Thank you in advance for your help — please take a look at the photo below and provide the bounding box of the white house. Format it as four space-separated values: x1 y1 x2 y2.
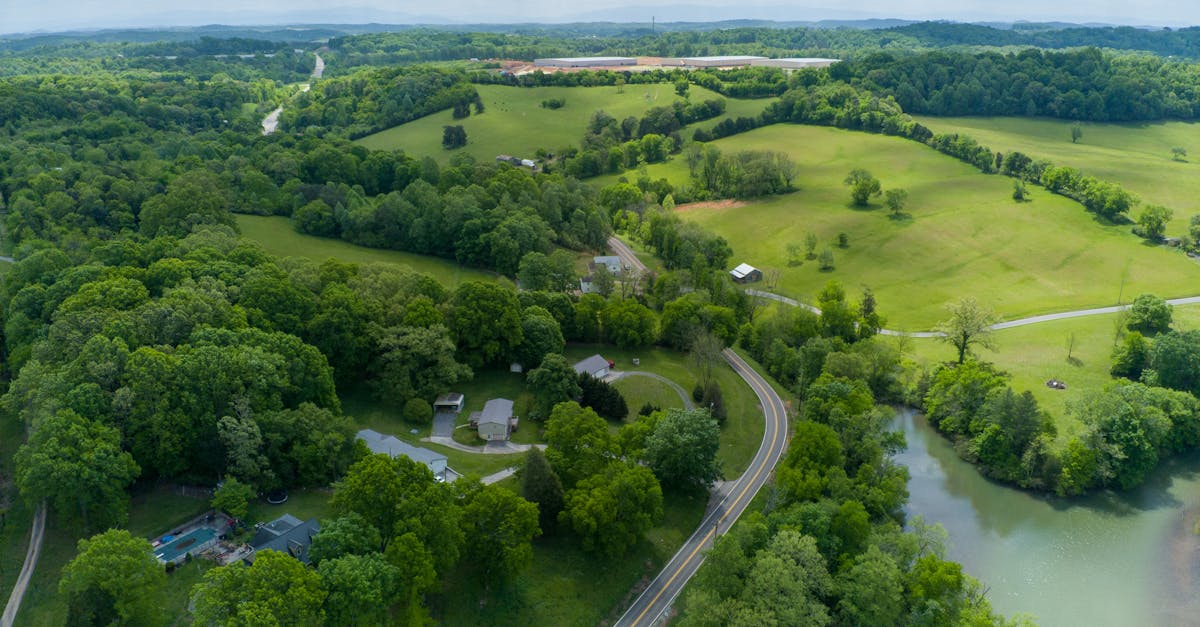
592 256 623 275
573 354 612 378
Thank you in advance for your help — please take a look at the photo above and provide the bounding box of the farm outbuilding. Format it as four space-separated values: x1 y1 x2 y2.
730 263 763 283
750 58 841 70
357 429 449 478
533 56 637 68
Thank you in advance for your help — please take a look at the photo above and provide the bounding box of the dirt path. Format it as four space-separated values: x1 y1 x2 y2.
672 199 746 213
2 503 46 627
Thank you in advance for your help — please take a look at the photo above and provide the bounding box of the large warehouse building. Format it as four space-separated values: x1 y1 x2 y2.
751 58 841 70
533 56 637 67
664 55 767 68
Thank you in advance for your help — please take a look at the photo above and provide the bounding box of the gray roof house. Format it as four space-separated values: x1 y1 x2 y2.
593 255 623 275
250 514 320 564
473 398 516 441
574 354 611 378
357 429 448 478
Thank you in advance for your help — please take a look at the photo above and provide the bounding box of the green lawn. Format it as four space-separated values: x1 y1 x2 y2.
355 83 773 164
614 376 688 420
432 490 708 627
632 124 1200 328
913 116 1200 234
235 214 501 288
908 303 1200 439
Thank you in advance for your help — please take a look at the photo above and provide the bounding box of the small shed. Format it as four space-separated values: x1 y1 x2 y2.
574 354 611 378
357 429 448 478
434 393 465 413
474 398 516 441
593 256 623 275
730 263 763 284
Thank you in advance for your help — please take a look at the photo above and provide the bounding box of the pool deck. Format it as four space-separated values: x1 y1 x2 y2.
149 510 236 564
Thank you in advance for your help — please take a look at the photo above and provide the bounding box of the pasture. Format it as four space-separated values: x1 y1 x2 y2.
235 214 500 287
634 124 1200 328
913 116 1200 234
355 83 772 164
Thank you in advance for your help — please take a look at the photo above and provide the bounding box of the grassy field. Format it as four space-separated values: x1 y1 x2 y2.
355 83 773 164
236 214 501 288
630 124 1200 328
613 376 688 420
914 116 1200 234
908 303 1200 438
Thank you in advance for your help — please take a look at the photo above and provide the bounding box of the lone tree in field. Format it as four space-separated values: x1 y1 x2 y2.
885 188 908 217
1172 147 1188 161
844 169 882 206
1071 124 1083 144
1136 204 1173 241
935 297 998 364
442 125 467 149
1012 180 1028 202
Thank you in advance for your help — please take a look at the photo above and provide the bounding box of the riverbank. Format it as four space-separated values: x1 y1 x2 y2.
894 408 1200 626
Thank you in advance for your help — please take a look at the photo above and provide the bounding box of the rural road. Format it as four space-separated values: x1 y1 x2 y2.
2 503 46 627
262 51 323 136
747 289 1200 337
615 348 788 626
607 236 648 274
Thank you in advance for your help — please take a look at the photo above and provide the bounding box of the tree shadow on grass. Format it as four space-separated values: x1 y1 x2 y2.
887 212 914 224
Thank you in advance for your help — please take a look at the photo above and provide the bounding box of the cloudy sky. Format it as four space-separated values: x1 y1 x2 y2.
3 0 1198 34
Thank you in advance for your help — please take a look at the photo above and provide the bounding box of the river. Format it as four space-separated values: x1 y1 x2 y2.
893 408 1200 626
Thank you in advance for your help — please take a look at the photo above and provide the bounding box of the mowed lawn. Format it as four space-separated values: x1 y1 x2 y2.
645 124 1200 328
355 83 772 164
908 303 1200 438
236 214 501 287
913 116 1200 234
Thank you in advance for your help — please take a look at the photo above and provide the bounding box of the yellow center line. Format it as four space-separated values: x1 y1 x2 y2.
628 354 784 626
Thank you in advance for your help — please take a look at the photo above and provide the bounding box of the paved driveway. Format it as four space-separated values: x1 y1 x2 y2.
432 411 457 438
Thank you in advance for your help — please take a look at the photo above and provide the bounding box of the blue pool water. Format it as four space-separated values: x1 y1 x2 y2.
154 527 216 563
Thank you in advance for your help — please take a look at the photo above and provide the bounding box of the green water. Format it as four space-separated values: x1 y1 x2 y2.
893 409 1200 626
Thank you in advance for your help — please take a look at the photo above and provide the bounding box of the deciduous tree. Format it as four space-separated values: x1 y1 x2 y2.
643 408 723 492
560 462 663 557
934 298 998 364
60 529 166 626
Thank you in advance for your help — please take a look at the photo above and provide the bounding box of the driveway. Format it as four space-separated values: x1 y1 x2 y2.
432 411 457 438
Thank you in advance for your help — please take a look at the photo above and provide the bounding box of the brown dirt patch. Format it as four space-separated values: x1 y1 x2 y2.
673 199 747 213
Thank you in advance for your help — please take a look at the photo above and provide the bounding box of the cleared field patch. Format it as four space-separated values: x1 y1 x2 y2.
640 124 1200 328
908 303 1200 438
913 116 1200 234
355 83 772 164
236 214 500 287
614 375 688 421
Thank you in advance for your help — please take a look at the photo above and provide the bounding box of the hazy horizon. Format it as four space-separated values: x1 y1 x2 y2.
2 0 1198 36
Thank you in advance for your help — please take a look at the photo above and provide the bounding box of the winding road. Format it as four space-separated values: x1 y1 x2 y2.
616 349 789 626
261 51 324 136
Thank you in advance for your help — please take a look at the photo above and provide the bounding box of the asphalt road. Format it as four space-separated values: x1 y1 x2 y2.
615 348 789 626
746 289 1200 336
2 503 46 627
607 235 648 274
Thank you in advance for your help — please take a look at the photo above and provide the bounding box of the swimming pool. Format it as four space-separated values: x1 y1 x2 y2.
154 527 217 563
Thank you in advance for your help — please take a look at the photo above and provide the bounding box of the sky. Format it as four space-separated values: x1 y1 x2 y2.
2 0 1199 34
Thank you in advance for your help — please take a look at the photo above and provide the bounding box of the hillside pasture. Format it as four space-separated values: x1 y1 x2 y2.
355 83 771 164
914 116 1200 234
631 124 1200 328
236 214 500 287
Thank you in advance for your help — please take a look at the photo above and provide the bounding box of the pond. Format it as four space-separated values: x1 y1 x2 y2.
892 408 1200 626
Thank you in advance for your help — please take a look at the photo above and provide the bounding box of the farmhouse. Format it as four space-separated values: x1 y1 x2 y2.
533 56 637 67
357 429 448 478
250 514 319 564
751 58 841 70
730 263 763 283
592 255 623 275
434 392 465 413
472 398 517 441
574 354 612 378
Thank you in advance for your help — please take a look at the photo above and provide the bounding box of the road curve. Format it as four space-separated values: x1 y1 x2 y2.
747 289 1200 337
616 349 788 626
262 51 324 136
2 503 46 627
